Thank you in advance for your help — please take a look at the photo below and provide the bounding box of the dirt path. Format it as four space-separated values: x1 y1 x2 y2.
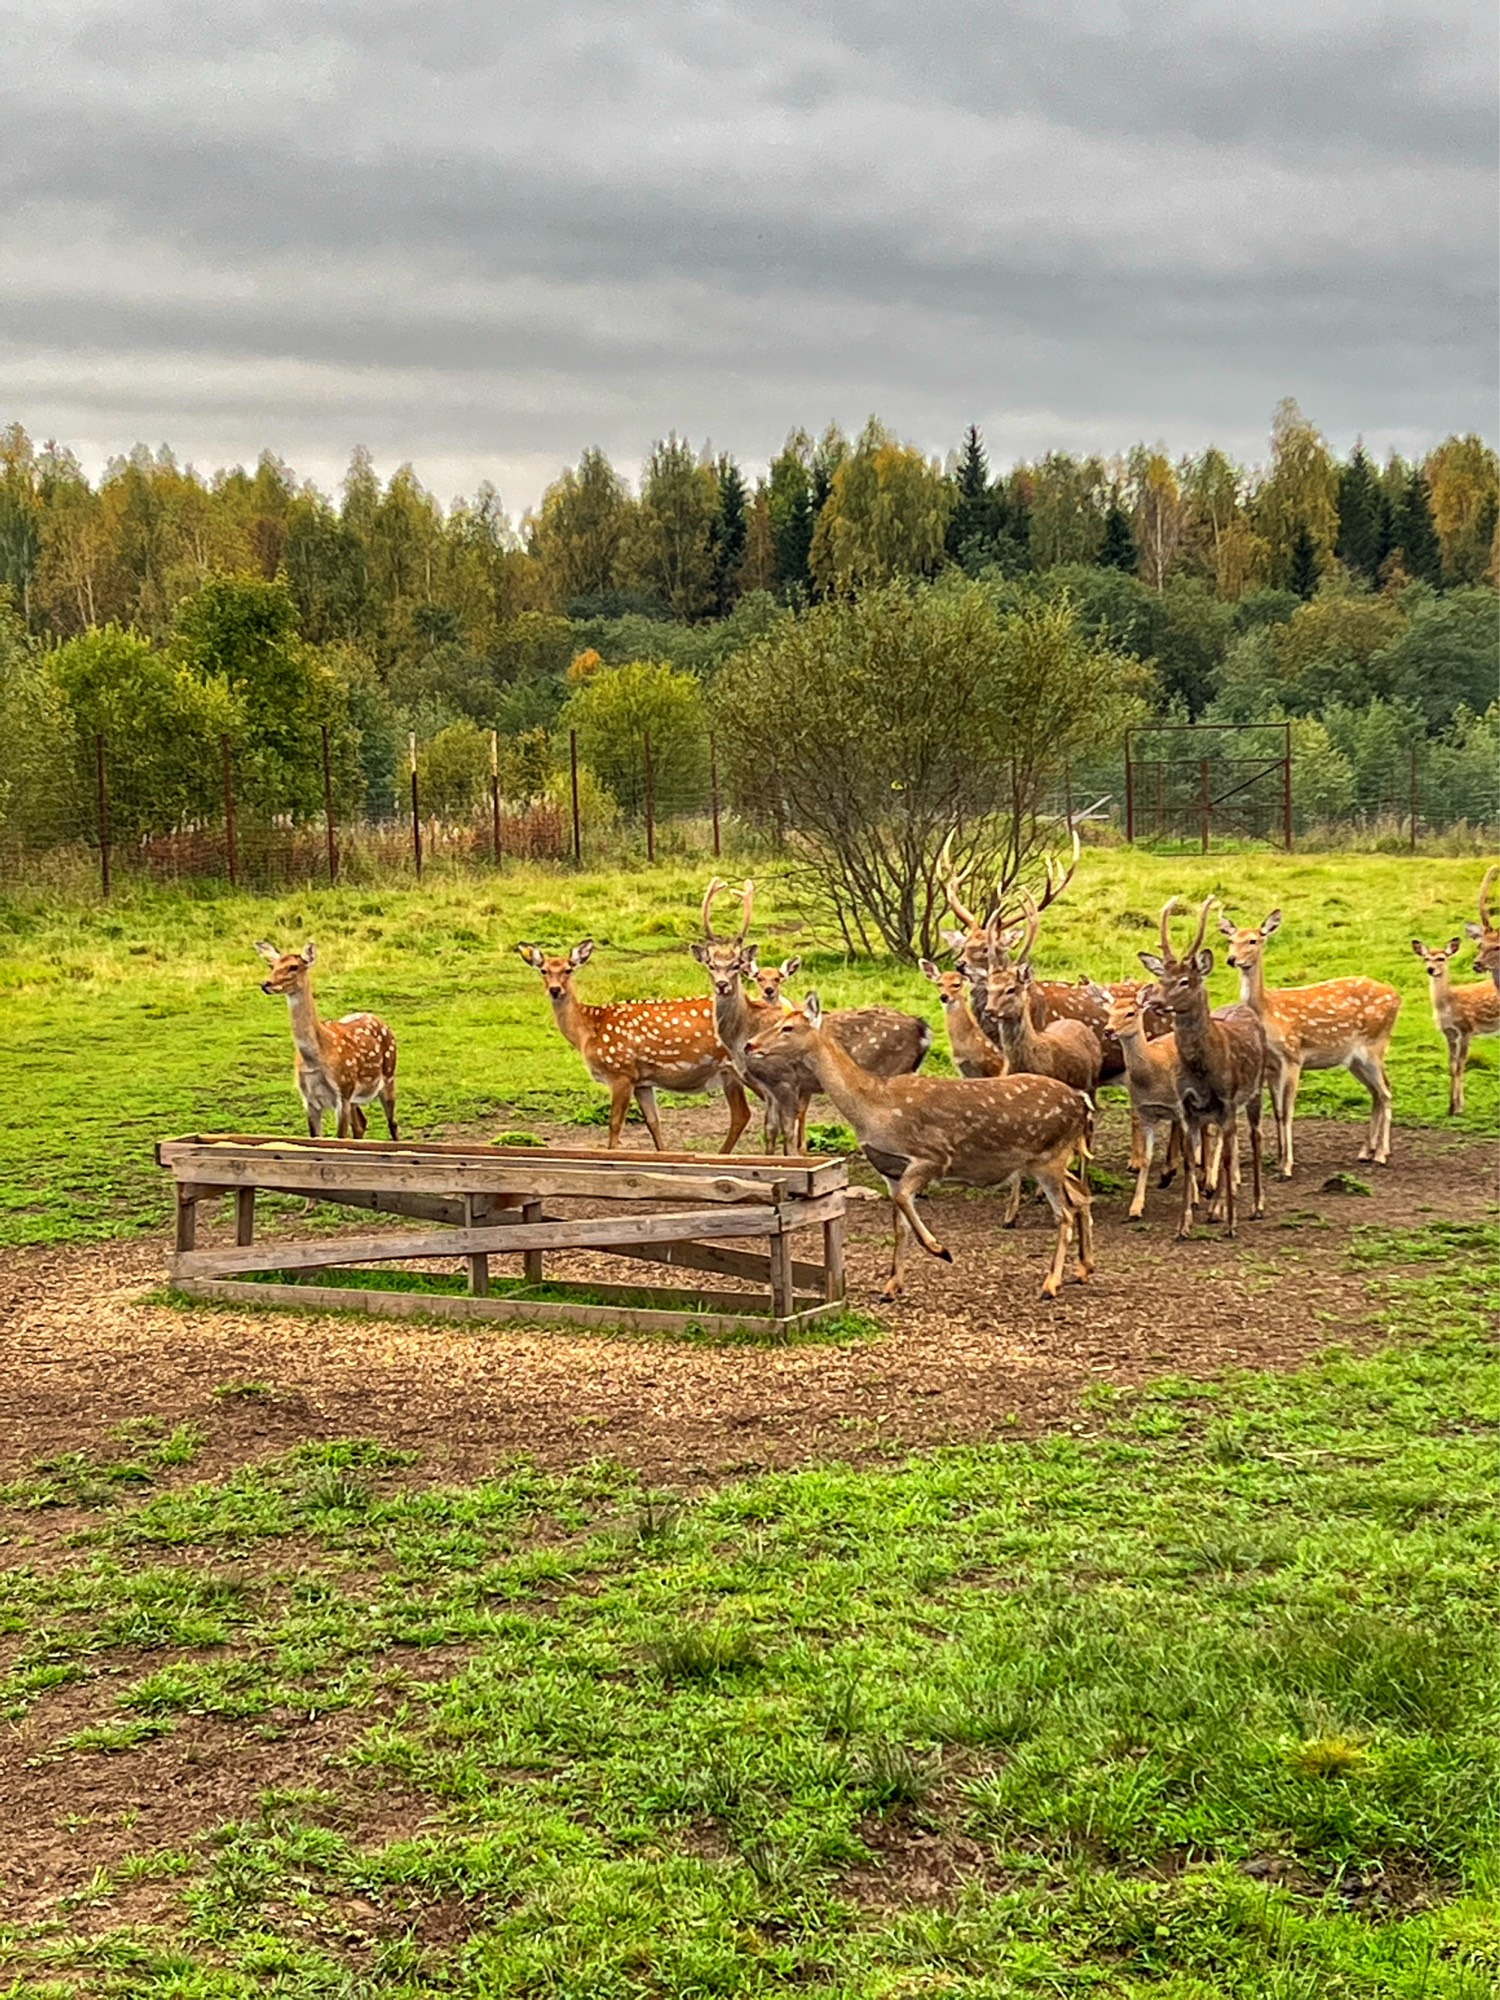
3 1119 1492 1494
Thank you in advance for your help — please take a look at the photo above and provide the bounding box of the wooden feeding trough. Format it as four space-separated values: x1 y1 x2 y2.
157 1134 849 1337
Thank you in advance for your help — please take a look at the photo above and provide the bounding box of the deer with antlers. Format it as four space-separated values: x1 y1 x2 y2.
1217 909 1400 1174
1410 935 1500 1116
692 878 932 1152
1089 981 1187 1220
515 940 752 1151
1465 865 1500 990
743 994 1094 1299
970 897 1103 1098
1138 899 1267 1239
255 941 398 1139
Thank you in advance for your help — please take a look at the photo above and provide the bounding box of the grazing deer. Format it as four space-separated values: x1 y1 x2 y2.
1091 981 1186 1220
1410 936 1500 1115
970 900 1103 1097
1139 899 1267 1239
516 940 752 1151
743 994 1094 1300
1218 909 1400 1173
255 941 398 1139
1464 865 1500 990
919 960 1006 1077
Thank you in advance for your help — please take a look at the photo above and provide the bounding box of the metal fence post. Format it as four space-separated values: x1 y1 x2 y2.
95 733 111 898
409 732 423 880
1124 730 1135 844
709 733 721 859
490 730 502 864
320 724 338 885
221 735 238 888
1409 743 1419 853
1199 758 1211 853
1282 721 1293 852
569 729 582 864
643 730 655 863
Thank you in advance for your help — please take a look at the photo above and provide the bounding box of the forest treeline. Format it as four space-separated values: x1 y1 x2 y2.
0 398 1495 848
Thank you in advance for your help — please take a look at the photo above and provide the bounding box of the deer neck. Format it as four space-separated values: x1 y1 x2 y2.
1235 953 1269 1014
712 982 763 1058
550 988 592 1055
1167 979 1218 1076
284 982 328 1065
1427 967 1453 1026
994 999 1043 1069
1113 1018 1157 1084
796 1028 875 1124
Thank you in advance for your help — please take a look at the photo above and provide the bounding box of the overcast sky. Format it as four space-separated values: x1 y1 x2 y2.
3 0 1495 516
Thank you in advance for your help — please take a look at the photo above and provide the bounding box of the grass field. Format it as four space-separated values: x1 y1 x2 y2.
1 1221 1496 1996
0 850 1495 1247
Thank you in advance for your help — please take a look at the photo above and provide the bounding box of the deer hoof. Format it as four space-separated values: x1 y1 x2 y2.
934 1244 953 1264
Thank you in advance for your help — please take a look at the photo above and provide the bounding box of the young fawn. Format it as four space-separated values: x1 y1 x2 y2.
1411 936 1500 1116
1092 982 1185 1220
743 993 1093 1300
255 941 398 1139
919 960 1006 1078
516 939 753 1151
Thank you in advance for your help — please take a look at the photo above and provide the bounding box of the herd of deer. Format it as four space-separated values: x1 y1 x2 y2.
251 863 1500 1304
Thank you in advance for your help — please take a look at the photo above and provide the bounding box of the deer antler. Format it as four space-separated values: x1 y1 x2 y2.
991 825 1082 934
1158 896 1184 960
1480 865 1498 932
937 829 982 931
1017 892 1041 968
701 877 730 939
1187 896 1215 958
734 879 754 942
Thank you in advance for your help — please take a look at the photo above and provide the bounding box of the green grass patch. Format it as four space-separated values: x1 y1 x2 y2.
1 1235 1496 1993
0 852 1494 1247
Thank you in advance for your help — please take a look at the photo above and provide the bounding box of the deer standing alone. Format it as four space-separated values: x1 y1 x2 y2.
516 940 752 1151
1218 909 1400 1173
1410 936 1499 1116
255 942 398 1139
743 994 1093 1299
1139 899 1267 1240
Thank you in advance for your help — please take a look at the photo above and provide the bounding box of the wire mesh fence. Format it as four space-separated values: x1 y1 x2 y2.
1 724 1494 898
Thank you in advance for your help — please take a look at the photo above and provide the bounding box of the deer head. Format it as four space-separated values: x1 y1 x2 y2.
919 959 970 1012
1094 979 1156 1038
689 878 755 998
516 939 594 1001
1464 865 1500 974
743 990 823 1073
255 939 317 996
1138 897 1215 1012
1410 936 1463 983
1217 908 1282 974
747 955 801 1007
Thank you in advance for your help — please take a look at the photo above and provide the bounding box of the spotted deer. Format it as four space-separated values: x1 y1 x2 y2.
255 941 398 1139
515 940 751 1151
1090 981 1186 1220
919 960 1006 1078
1464 865 1500 990
1410 935 1500 1116
743 993 1094 1300
1139 899 1267 1240
689 879 802 1152
970 899 1103 1098
1218 909 1400 1173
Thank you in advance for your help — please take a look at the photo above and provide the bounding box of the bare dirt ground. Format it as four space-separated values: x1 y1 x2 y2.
3 1114 1494 1496
0 1112 1495 1934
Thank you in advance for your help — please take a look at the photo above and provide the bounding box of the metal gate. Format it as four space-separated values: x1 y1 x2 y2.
1124 724 1293 851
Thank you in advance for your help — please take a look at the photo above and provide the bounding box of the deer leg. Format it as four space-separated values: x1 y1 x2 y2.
1002 1174 1022 1227
350 1104 369 1139
1129 1121 1155 1220
1068 1168 1095 1278
795 1091 811 1154
606 1077 634 1148
1033 1167 1075 1299
635 1084 667 1150
1247 1099 1265 1219
1446 1032 1467 1117
1158 1122 1179 1188
1126 1106 1144 1173
1350 1050 1395 1162
880 1165 944 1300
720 1077 752 1155
381 1086 399 1141
1175 1120 1198 1240
1219 1117 1239 1238
1276 1062 1301 1176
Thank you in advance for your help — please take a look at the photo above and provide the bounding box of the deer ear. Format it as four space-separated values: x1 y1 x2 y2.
1217 917 1236 938
515 943 543 969
1261 909 1283 937
1195 947 1214 975
1138 951 1165 976
569 939 594 968
1446 938 1463 956
742 944 758 969
918 958 941 982
803 991 823 1029
688 941 711 965
1410 938 1426 956
939 927 965 952
1464 922 1483 941
303 941 317 966
1085 980 1111 1004
253 940 280 964
781 956 801 979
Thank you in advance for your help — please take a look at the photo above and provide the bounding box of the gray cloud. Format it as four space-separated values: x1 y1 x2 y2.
2 0 1494 510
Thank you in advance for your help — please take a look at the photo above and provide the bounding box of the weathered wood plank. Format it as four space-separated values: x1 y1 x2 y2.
172 1203 781 1283
160 1149 784 1206
259 1186 514 1227
822 1212 846 1302
769 1229 795 1320
597 1237 827 1293
172 1276 842 1339
234 1188 255 1247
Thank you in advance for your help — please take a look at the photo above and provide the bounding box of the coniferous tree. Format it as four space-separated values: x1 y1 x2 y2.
709 455 749 617
1395 470 1443 587
1099 498 1138 573
1336 445 1384 581
1288 523 1320 600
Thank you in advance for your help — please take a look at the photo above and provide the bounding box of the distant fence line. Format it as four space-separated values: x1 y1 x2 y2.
1 725 1495 896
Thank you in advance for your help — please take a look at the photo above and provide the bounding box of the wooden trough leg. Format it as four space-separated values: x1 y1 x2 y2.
235 1188 256 1247
175 1185 198 1253
464 1195 490 1297
769 1228 794 1322
522 1200 544 1286
823 1211 846 1303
